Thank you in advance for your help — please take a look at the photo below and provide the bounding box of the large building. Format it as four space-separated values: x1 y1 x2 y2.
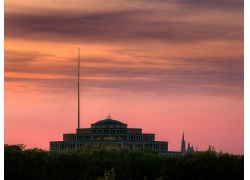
49 115 196 156
50 114 169 153
49 49 197 156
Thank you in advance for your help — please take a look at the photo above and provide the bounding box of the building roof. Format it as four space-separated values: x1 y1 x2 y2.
93 119 125 125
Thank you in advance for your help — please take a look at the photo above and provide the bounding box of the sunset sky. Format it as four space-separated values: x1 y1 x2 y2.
4 0 244 154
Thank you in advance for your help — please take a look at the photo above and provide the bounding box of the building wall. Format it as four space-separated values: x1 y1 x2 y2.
50 141 168 151
63 133 155 141
50 119 169 153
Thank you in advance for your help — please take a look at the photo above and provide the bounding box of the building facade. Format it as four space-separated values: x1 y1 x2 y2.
50 116 169 153
49 51 198 156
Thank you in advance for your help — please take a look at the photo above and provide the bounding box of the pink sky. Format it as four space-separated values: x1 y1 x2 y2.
4 0 244 154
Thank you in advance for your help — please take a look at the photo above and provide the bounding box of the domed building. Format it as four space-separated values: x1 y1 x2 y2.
49 50 196 156
50 114 169 153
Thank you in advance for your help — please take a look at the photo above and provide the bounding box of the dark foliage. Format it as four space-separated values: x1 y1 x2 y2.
4 144 244 180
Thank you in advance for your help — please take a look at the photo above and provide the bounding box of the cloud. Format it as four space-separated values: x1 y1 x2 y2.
4 0 243 97
4 50 76 76
4 49 243 97
4 0 243 44
176 0 243 11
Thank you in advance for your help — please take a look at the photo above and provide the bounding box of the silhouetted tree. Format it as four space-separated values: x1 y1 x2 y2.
4 144 244 180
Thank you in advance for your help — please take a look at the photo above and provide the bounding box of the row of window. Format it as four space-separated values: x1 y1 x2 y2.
76 129 142 134
50 142 168 151
63 134 155 141
91 124 127 129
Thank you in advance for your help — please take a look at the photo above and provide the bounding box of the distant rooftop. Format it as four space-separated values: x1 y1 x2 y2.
93 119 125 125
93 114 125 125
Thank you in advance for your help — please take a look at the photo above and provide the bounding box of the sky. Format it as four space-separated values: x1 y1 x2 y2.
4 0 244 155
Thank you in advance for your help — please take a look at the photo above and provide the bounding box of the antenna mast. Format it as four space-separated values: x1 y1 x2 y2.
78 48 80 129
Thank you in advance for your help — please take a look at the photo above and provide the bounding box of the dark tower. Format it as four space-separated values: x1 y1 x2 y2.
181 132 186 154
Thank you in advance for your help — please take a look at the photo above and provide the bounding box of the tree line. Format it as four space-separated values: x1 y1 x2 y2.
4 144 244 180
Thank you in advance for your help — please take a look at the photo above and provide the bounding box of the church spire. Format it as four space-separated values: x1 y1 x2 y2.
181 132 186 154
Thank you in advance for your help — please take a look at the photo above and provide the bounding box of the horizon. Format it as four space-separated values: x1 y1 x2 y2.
4 0 244 155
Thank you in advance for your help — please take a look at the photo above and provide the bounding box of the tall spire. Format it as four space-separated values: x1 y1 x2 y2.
78 48 80 129
181 132 186 154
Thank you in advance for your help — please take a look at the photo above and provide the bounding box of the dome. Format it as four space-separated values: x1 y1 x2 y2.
93 119 125 125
